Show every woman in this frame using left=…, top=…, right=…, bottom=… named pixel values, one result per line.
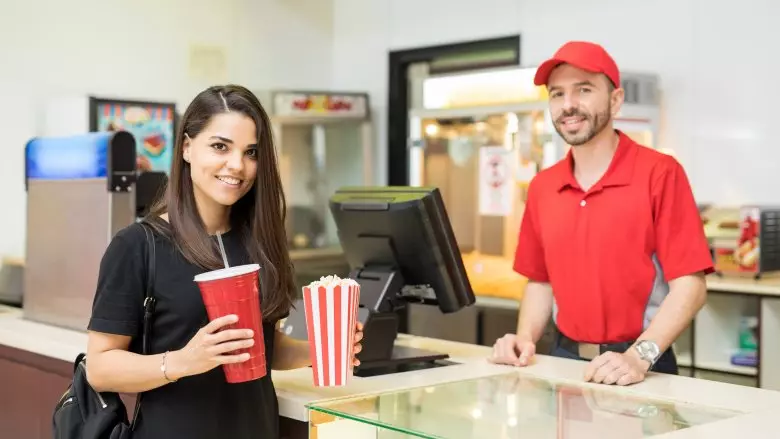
left=86, top=85, right=362, bottom=438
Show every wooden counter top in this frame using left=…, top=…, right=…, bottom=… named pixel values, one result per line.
left=706, top=273, right=780, bottom=297
left=1, top=257, right=24, bottom=267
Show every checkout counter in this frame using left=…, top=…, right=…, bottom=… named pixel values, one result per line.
left=2, top=307, right=780, bottom=438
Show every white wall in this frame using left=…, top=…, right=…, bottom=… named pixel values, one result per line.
left=0, top=0, right=334, bottom=260
left=332, top=0, right=780, bottom=206
left=236, top=0, right=335, bottom=89
left=4, top=0, right=778, bottom=260
left=330, top=0, right=392, bottom=186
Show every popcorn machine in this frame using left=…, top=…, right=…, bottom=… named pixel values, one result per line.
left=261, top=91, right=375, bottom=285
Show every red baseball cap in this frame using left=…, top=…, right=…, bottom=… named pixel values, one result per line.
left=533, top=41, right=620, bottom=88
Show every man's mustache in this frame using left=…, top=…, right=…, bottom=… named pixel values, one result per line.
left=557, top=109, right=589, bottom=123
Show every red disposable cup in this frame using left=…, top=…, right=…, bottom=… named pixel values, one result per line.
left=194, top=264, right=266, bottom=383
left=302, top=281, right=360, bottom=387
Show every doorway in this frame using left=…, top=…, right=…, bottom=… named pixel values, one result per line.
left=387, top=35, right=521, bottom=186
left=386, top=35, right=521, bottom=338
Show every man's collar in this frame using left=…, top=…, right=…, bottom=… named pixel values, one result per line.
left=555, top=130, right=637, bottom=192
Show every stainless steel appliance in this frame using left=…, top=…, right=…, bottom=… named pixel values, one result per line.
left=24, top=131, right=143, bottom=331
left=258, top=90, right=375, bottom=289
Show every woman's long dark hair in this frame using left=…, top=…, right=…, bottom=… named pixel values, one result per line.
left=147, top=85, right=295, bottom=321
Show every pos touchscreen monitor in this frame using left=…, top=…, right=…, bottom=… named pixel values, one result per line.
left=336, top=186, right=476, bottom=370
left=283, top=186, right=476, bottom=374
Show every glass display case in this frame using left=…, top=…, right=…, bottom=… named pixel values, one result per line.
left=307, top=373, right=742, bottom=438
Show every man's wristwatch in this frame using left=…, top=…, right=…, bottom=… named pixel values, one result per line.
left=634, top=340, right=662, bottom=368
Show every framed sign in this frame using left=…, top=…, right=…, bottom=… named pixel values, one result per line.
left=89, top=97, right=177, bottom=174
left=478, top=146, right=514, bottom=216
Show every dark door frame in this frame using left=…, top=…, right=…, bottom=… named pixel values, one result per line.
left=386, top=35, right=521, bottom=186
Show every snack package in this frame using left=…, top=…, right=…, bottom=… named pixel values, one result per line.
left=302, top=275, right=361, bottom=387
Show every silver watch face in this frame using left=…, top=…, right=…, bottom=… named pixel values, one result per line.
left=636, top=340, right=660, bottom=362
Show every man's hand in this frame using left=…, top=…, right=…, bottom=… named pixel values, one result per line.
left=584, top=350, right=651, bottom=386
left=489, top=333, right=536, bottom=367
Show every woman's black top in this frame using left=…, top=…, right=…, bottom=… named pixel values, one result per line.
left=88, top=222, right=281, bottom=439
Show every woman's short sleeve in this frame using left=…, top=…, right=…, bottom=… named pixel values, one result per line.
left=87, top=227, right=146, bottom=337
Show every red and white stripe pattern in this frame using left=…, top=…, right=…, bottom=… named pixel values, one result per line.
left=302, top=280, right=360, bottom=387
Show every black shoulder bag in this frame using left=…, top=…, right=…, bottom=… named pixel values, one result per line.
left=53, top=223, right=157, bottom=439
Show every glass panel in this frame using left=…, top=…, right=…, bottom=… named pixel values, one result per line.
left=278, top=122, right=366, bottom=251
left=322, top=122, right=365, bottom=247
left=278, top=122, right=363, bottom=293
left=309, top=373, right=742, bottom=439
left=414, top=111, right=552, bottom=300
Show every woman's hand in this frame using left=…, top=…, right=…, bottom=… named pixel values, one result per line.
left=168, top=314, right=254, bottom=380
left=352, top=322, right=364, bottom=367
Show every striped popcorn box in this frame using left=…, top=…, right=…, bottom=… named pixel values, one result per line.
left=302, top=275, right=361, bottom=387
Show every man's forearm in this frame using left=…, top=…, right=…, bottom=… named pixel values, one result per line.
left=633, top=273, right=707, bottom=352
left=517, top=281, right=554, bottom=342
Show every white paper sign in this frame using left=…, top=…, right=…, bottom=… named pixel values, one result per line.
left=478, top=146, right=514, bottom=216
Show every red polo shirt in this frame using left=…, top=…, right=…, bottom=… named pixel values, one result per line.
left=514, top=131, right=713, bottom=344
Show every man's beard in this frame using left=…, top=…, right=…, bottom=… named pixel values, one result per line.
left=553, top=103, right=611, bottom=146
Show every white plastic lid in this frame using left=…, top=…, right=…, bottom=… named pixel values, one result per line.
left=193, top=264, right=260, bottom=282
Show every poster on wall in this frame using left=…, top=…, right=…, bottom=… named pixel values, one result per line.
left=89, top=97, right=177, bottom=174
left=478, top=146, right=515, bottom=216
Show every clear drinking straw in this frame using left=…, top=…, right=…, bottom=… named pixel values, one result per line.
left=216, top=232, right=230, bottom=268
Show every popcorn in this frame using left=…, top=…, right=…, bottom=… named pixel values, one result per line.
left=302, top=274, right=361, bottom=387
left=307, top=275, right=360, bottom=289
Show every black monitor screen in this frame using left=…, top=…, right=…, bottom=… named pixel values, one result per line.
left=329, top=186, right=475, bottom=313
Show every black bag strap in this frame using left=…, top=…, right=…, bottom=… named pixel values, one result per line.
left=131, top=222, right=157, bottom=430
left=140, top=223, right=157, bottom=355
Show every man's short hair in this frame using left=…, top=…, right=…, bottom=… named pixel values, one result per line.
left=606, top=75, right=617, bottom=92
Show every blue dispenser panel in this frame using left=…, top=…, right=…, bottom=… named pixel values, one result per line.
left=26, top=132, right=112, bottom=180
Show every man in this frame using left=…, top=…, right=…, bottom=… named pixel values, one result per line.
left=490, top=41, right=713, bottom=386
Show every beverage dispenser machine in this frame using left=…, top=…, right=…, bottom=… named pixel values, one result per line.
left=23, top=131, right=164, bottom=331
